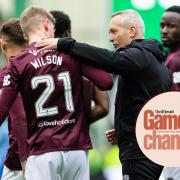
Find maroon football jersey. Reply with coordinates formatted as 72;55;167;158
0;67;27;170
5;117;22;170
0;43;112;156
165;49;180;91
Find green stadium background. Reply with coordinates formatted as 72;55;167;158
113;0;180;41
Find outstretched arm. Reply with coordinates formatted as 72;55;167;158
36;39;113;90
81;64;113;90
36;38;149;74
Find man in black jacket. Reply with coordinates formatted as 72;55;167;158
36;9;171;180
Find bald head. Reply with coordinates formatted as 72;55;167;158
109;9;145;49
112;10;145;38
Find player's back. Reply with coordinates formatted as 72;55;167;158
10;43;92;156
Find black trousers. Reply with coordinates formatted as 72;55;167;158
122;158;163;180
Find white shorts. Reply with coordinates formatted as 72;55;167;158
25;150;89;180
1;165;25;180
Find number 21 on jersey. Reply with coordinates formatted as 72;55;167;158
31;71;74;118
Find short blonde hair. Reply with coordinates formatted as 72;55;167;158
112;9;145;37
20;6;55;35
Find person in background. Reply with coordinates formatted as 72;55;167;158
0;19;27;180
160;5;180;180
36;9;171;180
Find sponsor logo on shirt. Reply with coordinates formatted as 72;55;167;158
173;72;180;83
29;49;56;56
3;75;11;86
38;119;75;127
29;50;39;56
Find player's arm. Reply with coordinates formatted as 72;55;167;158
0;61;20;126
81;63;113;90
0;87;18;126
9;94;27;162
90;86;109;124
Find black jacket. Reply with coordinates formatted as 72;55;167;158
57;38;171;161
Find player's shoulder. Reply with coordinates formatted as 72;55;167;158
174;50;180;57
57;51;79;66
170;50;180;62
